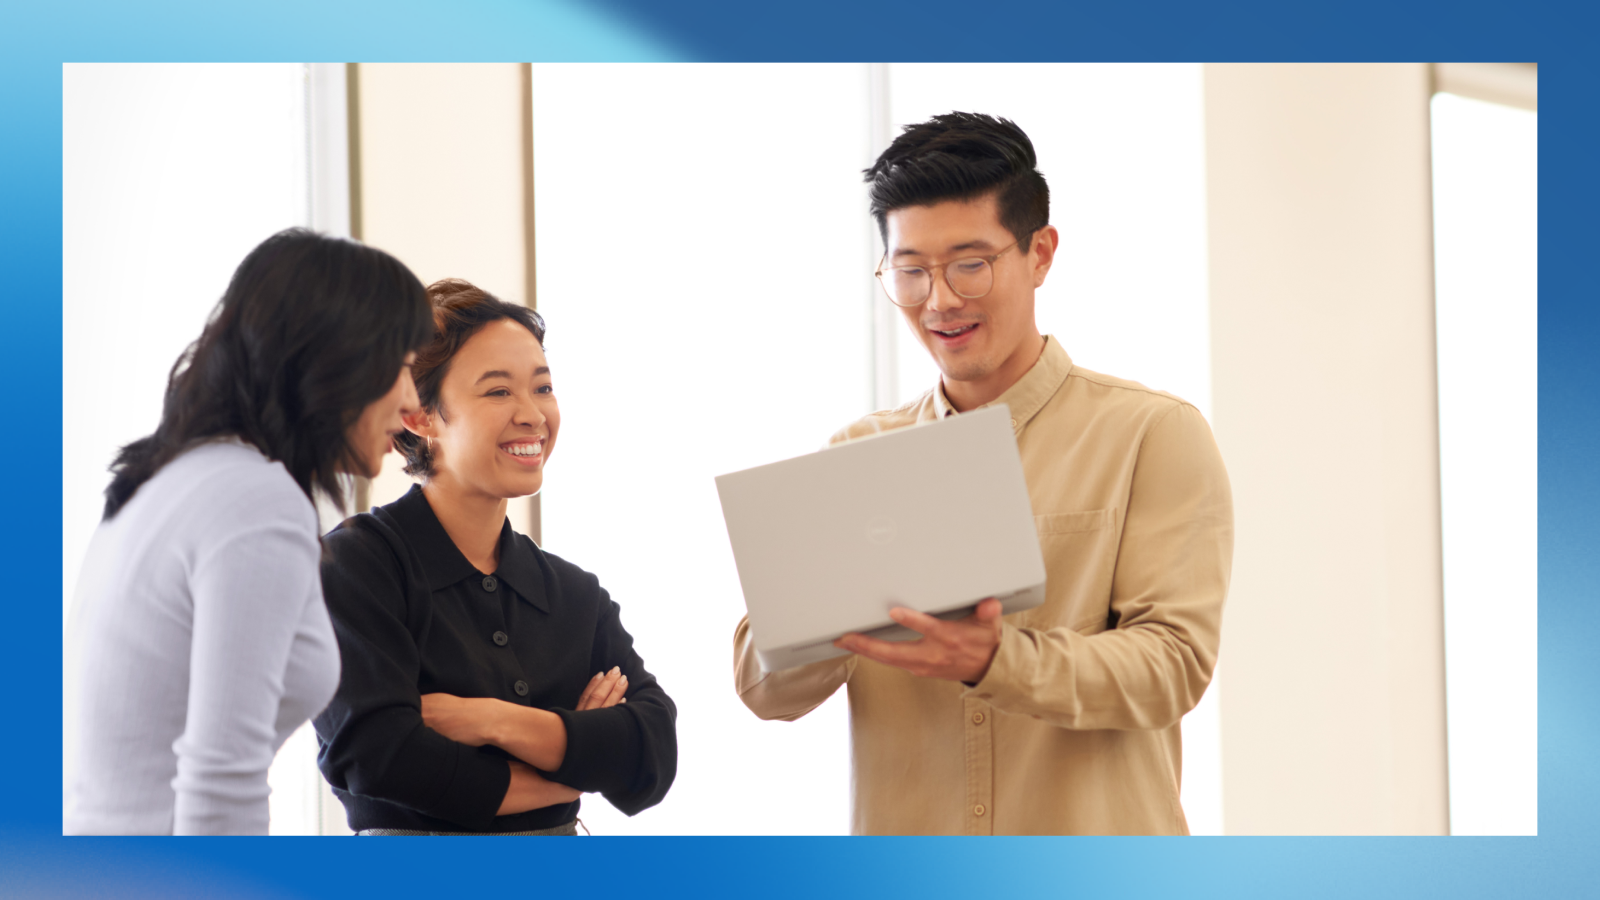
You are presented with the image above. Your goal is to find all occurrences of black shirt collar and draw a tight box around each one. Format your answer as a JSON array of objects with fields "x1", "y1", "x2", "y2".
[{"x1": 384, "y1": 484, "x2": 550, "y2": 613}]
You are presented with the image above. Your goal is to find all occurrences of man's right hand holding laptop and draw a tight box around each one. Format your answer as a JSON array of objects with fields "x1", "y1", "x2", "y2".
[{"x1": 833, "y1": 598, "x2": 1004, "y2": 685}]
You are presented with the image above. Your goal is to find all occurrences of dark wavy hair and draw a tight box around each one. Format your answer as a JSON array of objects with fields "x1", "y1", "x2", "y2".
[
  {"x1": 396, "y1": 278, "x2": 547, "y2": 478},
  {"x1": 103, "y1": 229, "x2": 434, "y2": 519},
  {"x1": 864, "y1": 112, "x2": 1051, "y2": 251}
]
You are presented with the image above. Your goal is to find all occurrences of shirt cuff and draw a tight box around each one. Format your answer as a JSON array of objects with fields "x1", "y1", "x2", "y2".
[
  {"x1": 394, "y1": 729, "x2": 512, "y2": 830},
  {"x1": 547, "y1": 704, "x2": 640, "y2": 787},
  {"x1": 960, "y1": 622, "x2": 1066, "y2": 715},
  {"x1": 547, "y1": 706, "x2": 641, "y2": 795}
]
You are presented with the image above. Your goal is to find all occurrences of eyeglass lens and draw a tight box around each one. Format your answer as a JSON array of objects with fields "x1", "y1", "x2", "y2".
[{"x1": 884, "y1": 258, "x2": 994, "y2": 307}]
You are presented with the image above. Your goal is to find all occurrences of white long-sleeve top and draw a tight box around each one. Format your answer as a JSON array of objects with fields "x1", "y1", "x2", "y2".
[{"x1": 64, "y1": 440, "x2": 340, "y2": 835}]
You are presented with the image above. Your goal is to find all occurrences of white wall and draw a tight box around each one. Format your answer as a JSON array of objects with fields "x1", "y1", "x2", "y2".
[{"x1": 1430, "y1": 92, "x2": 1538, "y2": 836}]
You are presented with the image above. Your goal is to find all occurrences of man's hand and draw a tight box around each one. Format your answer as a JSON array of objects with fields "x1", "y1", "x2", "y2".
[
  {"x1": 833, "y1": 597, "x2": 1004, "y2": 683},
  {"x1": 420, "y1": 693, "x2": 506, "y2": 746}
]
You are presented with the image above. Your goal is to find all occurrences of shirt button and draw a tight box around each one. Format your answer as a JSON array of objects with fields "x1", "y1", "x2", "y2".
[
  {"x1": 482, "y1": 575, "x2": 499, "y2": 592},
  {"x1": 974, "y1": 804, "x2": 986, "y2": 817},
  {"x1": 492, "y1": 630, "x2": 509, "y2": 646},
  {"x1": 513, "y1": 680, "x2": 529, "y2": 697},
  {"x1": 972, "y1": 712, "x2": 985, "y2": 725}
]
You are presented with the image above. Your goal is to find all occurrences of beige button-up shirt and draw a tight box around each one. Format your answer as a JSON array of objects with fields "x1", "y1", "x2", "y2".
[{"x1": 734, "y1": 336, "x2": 1233, "y2": 835}]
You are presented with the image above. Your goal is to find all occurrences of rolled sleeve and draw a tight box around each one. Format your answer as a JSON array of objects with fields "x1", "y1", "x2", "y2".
[
  {"x1": 733, "y1": 615, "x2": 854, "y2": 722},
  {"x1": 547, "y1": 707, "x2": 639, "y2": 791}
]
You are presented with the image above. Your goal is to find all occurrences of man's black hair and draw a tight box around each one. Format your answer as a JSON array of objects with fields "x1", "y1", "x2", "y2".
[{"x1": 864, "y1": 112, "x2": 1050, "y2": 252}]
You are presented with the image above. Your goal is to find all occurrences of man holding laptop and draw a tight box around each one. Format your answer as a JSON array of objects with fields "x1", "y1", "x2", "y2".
[{"x1": 731, "y1": 112, "x2": 1233, "y2": 835}]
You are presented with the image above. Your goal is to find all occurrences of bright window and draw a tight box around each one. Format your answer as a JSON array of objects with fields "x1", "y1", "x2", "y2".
[
  {"x1": 532, "y1": 64, "x2": 870, "y2": 834},
  {"x1": 1430, "y1": 90, "x2": 1538, "y2": 836}
]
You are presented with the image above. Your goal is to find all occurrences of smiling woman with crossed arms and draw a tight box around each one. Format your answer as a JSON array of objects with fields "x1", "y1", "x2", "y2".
[{"x1": 314, "y1": 279, "x2": 677, "y2": 835}]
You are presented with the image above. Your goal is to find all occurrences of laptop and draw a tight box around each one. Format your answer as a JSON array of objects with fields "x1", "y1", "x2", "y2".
[{"x1": 715, "y1": 403, "x2": 1046, "y2": 673}]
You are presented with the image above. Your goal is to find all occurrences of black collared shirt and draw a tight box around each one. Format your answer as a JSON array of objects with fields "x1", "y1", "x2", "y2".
[{"x1": 313, "y1": 485, "x2": 677, "y2": 832}]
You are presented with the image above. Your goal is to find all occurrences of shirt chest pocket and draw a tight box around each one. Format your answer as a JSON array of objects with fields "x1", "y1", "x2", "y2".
[{"x1": 1013, "y1": 509, "x2": 1119, "y2": 634}]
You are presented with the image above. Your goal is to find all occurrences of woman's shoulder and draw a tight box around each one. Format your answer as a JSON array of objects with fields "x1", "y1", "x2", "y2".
[
  {"x1": 326, "y1": 485, "x2": 454, "y2": 577},
  {"x1": 322, "y1": 506, "x2": 411, "y2": 573},
  {"x1": 516, "y1": 538, "x2": 608, "y2": 606},
  {"x1": 316, "y1": 509, "x2": 432, "y2": 629},
  {"x1": 138, "y1": 439, "x2": 317, "y2": 538}
]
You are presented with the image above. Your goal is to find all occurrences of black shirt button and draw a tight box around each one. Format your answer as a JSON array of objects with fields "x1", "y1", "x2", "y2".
[
  {"x1": 482, "y1": 575, "x2": 499, "y2": 592},
  {"x1": 513, "y1": 680, "x2": 529, "y2": 697},
  {"x1": 493, "y1": 630, "x2": 509, "y2": 646}
]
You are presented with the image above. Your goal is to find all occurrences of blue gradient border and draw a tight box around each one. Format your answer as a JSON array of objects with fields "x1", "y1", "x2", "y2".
[{"x1": 13, "y1": 1, "x2": 1595, "y2": 897}]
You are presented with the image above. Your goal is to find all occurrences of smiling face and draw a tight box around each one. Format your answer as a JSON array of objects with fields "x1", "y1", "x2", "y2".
[
  {"x1": 885, "y1": 192, "x2": 1058, "y2": 411},
  {"x1": 405, "y1": 319, "x2": 558, "y2": 501},
  {"x1": 346, "y1": 353, "x2": 419, "y2": 477}
]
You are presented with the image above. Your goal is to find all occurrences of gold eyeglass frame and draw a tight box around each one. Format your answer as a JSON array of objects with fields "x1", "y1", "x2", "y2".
[{"x1": 874, "y1": 238, "x2": 1021, "y2": 308}]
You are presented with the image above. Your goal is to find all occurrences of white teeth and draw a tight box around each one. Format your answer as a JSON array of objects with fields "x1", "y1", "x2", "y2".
[{"x1": 505, "y1": 442, "x2": 542, "y2": 457}]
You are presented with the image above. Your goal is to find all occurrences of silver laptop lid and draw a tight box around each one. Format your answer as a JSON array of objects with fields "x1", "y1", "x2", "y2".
[{"x1": 716, "y1": 403, "x2": 1045, "y2": 671}]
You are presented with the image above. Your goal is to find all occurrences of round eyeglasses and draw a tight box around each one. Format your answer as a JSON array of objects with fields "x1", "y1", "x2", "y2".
[{"x1": 874, "y1": 239, "x2": 1021, "y2": 308}]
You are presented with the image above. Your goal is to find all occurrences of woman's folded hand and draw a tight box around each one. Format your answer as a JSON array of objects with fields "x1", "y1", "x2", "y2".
[{"x1": 575, "y1": 666, "x2": 628, "y2": 711}]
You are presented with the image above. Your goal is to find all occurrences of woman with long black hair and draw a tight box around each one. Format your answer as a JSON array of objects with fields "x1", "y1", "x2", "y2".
[{"x1": 64, "y1": 228, "x2": 434, "y2": 835}]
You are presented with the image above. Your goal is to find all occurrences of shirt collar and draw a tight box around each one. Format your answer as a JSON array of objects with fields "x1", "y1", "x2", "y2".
[
  {"x1": 384, "y1": 484, "x2": 550, "y2": 613},
  {"x1": 932, "y1": 335, "x2": 1074, "y2": 433}
]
